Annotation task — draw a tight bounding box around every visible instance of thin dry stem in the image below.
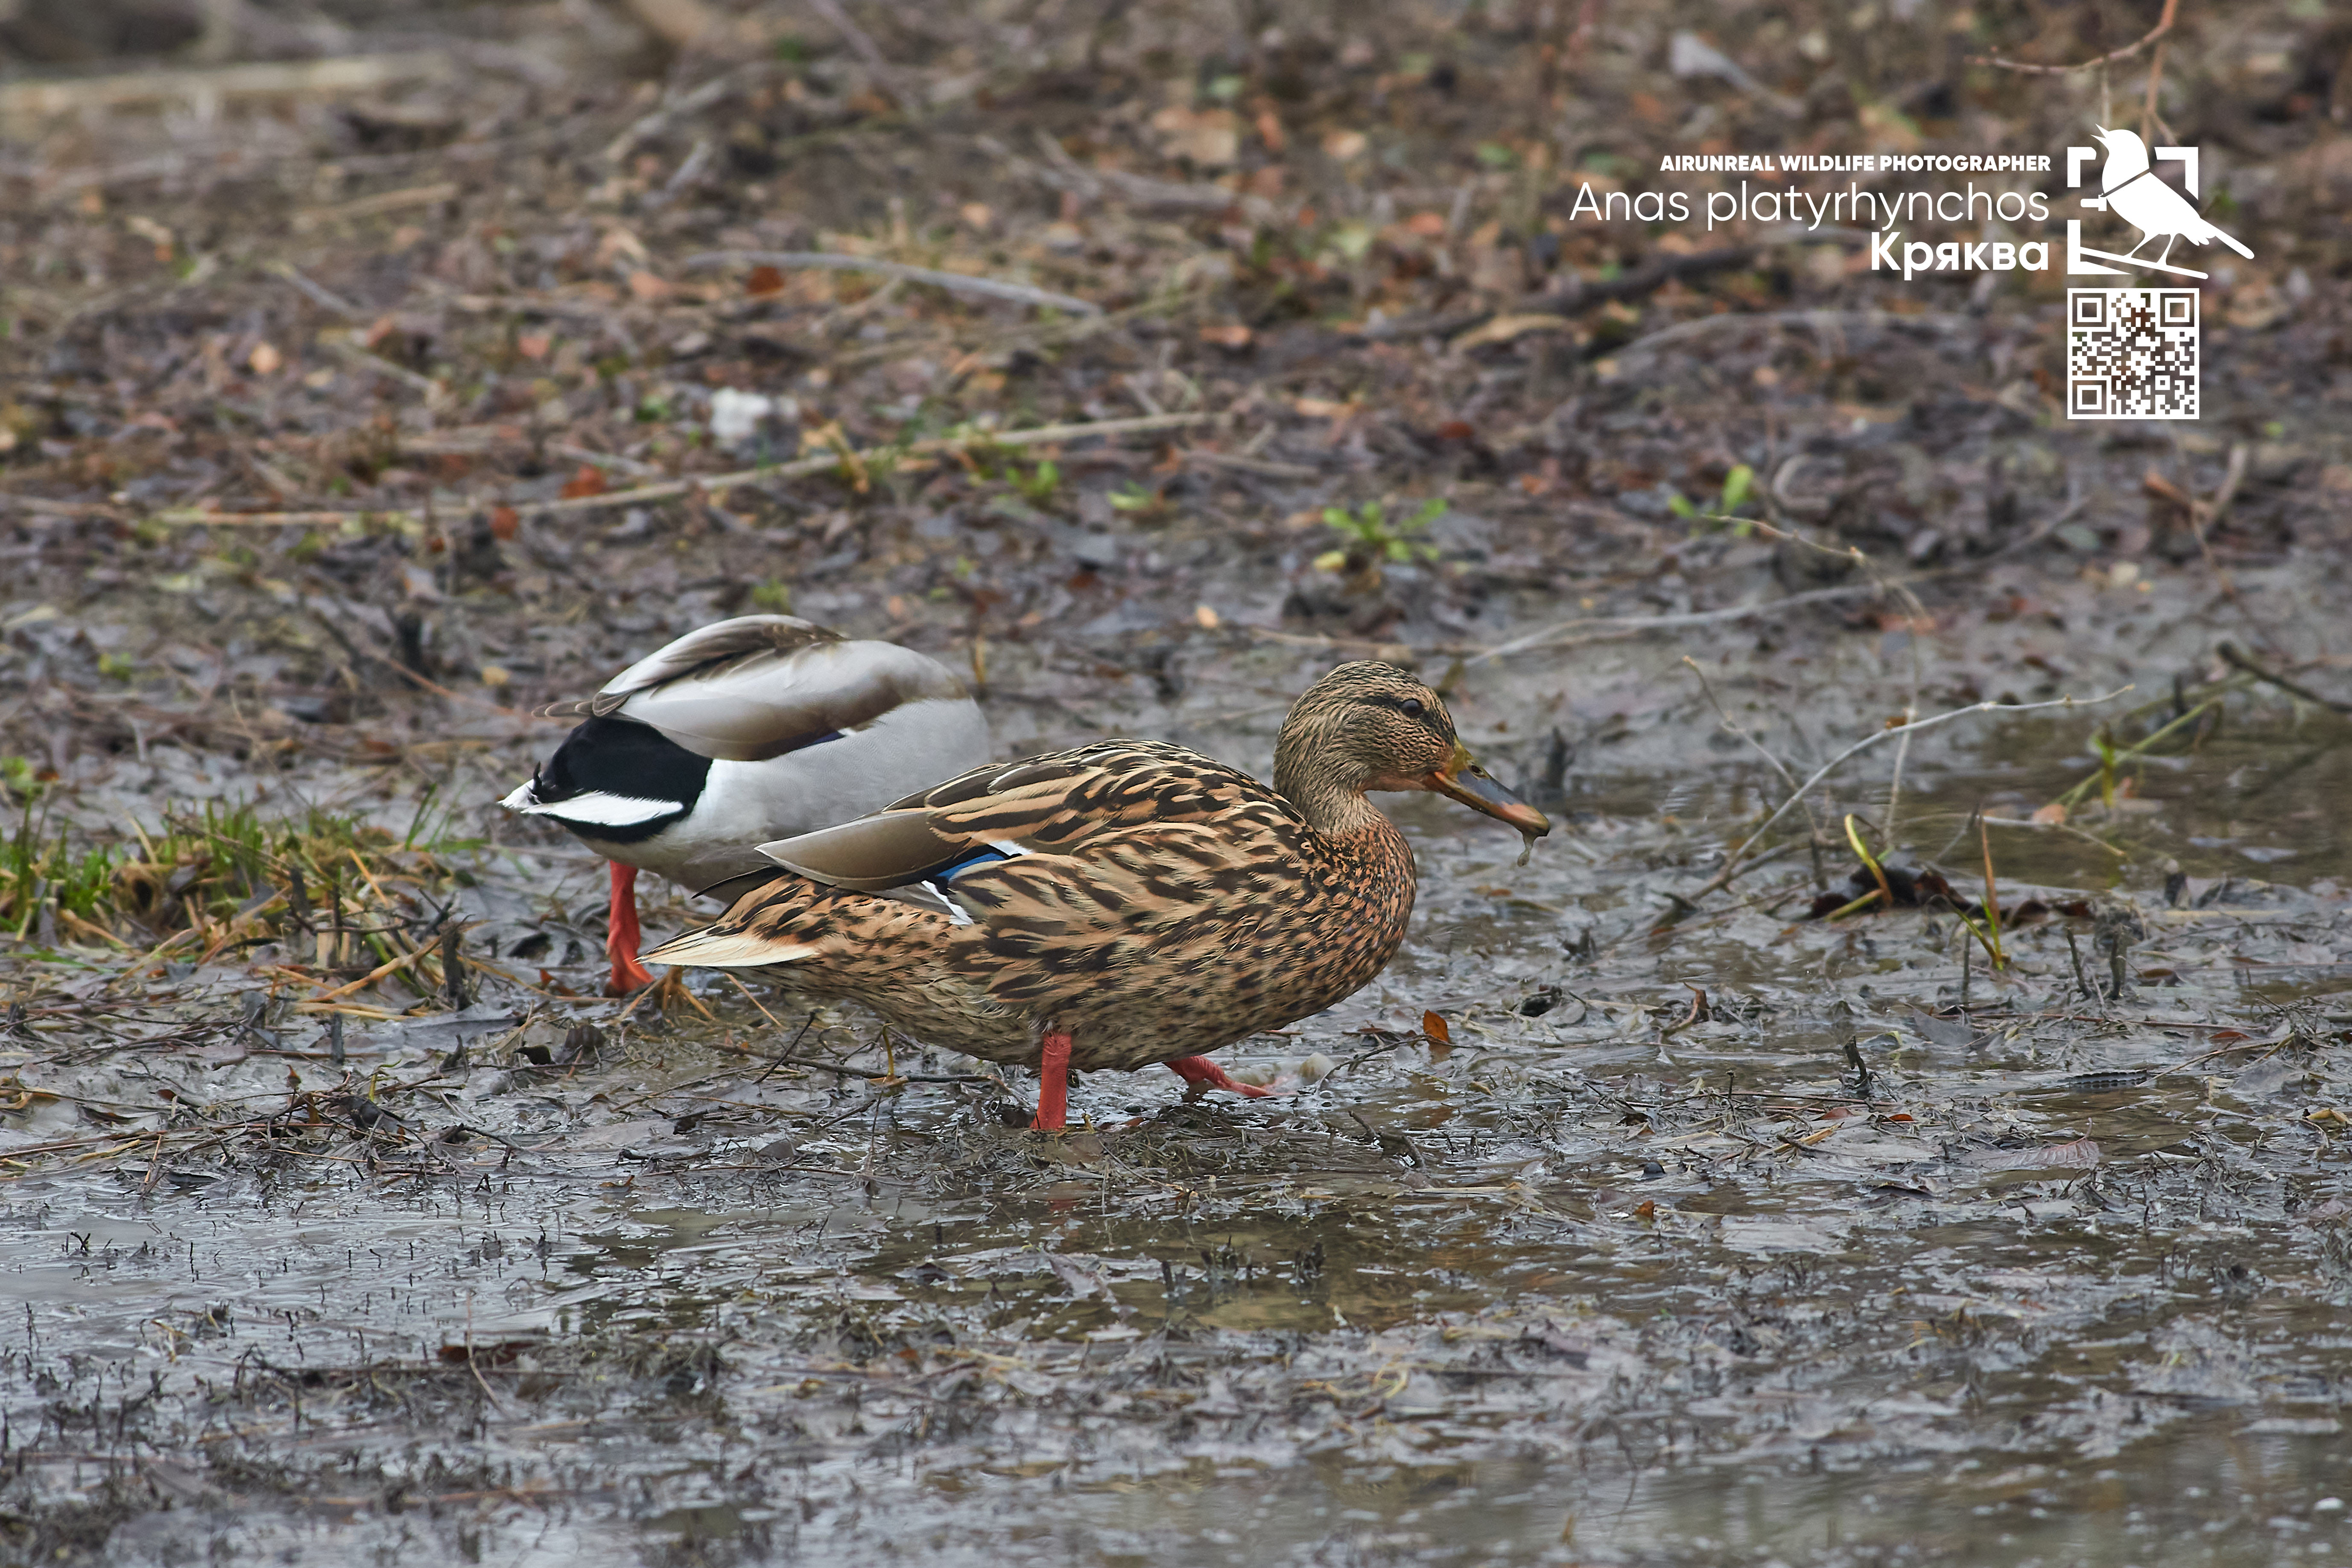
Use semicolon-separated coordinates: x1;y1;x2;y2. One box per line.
1969;0;2180;74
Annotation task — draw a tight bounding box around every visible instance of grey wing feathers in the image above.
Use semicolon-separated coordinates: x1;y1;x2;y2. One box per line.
539;616;840;719
543;616;977;764
758;810;963;892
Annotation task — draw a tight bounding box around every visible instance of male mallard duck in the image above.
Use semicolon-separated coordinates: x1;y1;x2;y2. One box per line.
500;615;990;994
642;661;1549;1128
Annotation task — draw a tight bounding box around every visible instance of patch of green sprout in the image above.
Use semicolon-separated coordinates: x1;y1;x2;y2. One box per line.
1315;497;1447;572
1108;482;1164;516
1668;463;1757;534
1001;458;1062;505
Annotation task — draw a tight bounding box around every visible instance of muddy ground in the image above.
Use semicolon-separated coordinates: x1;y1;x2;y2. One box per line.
6;0;2352;1563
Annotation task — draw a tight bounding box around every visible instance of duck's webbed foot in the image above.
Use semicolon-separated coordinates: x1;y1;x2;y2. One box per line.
1166;1055;1277;1098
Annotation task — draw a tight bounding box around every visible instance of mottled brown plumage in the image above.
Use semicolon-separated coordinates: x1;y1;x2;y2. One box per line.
643;662;1549;1124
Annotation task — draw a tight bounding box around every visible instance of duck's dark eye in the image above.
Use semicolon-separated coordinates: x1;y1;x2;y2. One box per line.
1400;698;1425;718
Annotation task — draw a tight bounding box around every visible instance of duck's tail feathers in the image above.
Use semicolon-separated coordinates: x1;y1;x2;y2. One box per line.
644;872;832;968
642;924;820;968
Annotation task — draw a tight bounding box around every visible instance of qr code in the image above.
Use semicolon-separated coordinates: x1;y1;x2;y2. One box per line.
2067;288;2199;420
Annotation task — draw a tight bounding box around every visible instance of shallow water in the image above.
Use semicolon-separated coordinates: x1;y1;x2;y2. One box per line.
3;686;2349;1566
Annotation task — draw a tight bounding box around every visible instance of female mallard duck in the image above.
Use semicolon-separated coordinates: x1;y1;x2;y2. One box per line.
500;615;990;995
642;661;1549;1129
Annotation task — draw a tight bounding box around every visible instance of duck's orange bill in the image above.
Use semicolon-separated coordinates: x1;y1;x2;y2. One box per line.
1426;745;1552;839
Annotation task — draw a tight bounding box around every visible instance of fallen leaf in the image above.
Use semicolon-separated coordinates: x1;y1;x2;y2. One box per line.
1405;211;1449;238
744;264;786;297
488;505;520;540
626;269;673;302
559;465;609;500
1421;1010;1451;1046
1150;105;1241;167
1198;322;1253;350
1193;604;1220;629
247;341;282;375
2031;802;2068;826
515;333;552;361
595;227;649;267
1254;108;1287;153
1322;128;1367;160
124;213;173;260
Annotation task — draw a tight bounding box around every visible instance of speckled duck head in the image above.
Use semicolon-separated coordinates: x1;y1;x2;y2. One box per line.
1272;661;1551;846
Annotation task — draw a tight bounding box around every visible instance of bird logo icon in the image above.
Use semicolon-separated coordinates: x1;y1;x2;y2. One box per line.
2069;128;2253;279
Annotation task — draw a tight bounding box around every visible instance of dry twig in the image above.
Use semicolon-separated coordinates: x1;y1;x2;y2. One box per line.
1968;0;2180;73
146;412;1212;527
684;250;1101;314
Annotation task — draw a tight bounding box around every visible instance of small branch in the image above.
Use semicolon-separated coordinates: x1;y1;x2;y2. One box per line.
1468;580;1885;664
603;63;762;163
1682;655;1804;795
325;338;446;404
267;262;363;320
2216;643;2352;715
1968;0;2179;73
0;51;449;119
295;944;434;1006
145;412;1212;527
751;1053;988;1085
1682;655;1824;887
2048;694;2224;812
1471;496;2086;664
1981;815;2129;856
1741;688;2133;864
802;0;907;99
2139;38;2169;140
683;250;1101;315
1613;307;1968;364
292;182;459;234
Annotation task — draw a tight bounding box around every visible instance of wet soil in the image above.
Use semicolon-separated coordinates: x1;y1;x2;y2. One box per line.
6;1;2352;1563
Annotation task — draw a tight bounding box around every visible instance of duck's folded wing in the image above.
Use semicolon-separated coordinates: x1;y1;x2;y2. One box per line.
542;616;837;719
760;742;1271;891
546;616;974;765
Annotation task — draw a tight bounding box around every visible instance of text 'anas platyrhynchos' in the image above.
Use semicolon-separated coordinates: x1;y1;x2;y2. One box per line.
499;615;990;994
643;660;1549;1129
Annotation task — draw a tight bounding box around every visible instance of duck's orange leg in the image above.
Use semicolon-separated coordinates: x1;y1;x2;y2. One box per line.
603;862;656;996
1030;1032;1073;1131
1166;1055;1275;1098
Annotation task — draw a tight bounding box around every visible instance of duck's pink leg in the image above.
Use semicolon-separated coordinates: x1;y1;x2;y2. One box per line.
1030;1032;1073;1131
1166;1055;1275;1098
603;862;656;996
